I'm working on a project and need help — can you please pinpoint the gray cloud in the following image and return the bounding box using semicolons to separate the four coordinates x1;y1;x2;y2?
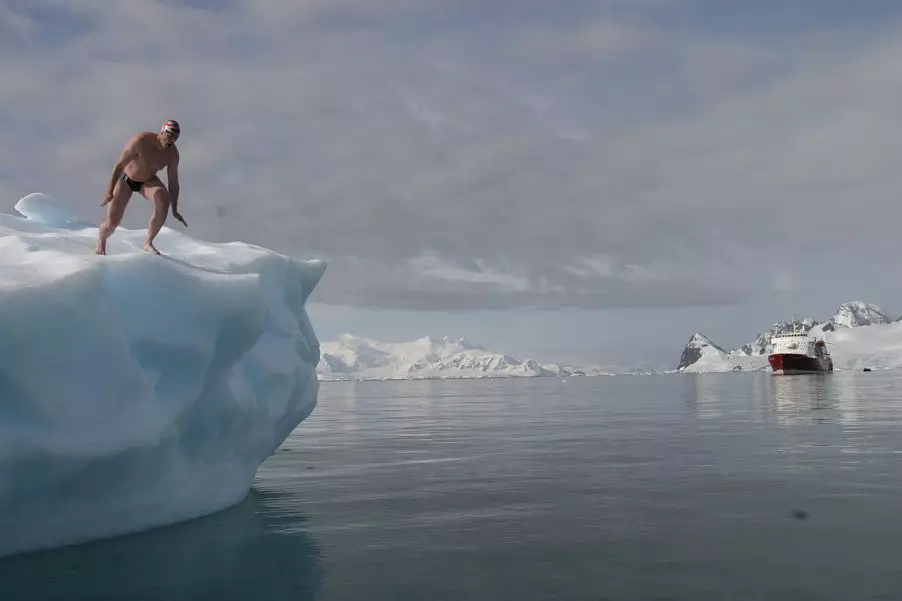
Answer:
2;1;902;310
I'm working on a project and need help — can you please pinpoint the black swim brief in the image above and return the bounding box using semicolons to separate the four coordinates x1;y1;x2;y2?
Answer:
121;172;145;193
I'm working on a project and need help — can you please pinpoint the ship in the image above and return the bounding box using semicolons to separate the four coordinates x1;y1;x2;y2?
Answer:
767;332;833;374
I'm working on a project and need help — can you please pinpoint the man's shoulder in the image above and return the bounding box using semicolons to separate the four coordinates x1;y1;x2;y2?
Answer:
127;131;156;146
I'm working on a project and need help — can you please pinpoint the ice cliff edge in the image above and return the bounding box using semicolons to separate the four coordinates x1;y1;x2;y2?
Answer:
0;193;326;557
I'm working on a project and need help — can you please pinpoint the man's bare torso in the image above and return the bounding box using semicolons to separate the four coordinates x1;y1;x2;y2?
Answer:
123;132;177;182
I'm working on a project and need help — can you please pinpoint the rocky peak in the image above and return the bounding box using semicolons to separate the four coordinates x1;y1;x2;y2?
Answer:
678;332;726;370
829;301;892;329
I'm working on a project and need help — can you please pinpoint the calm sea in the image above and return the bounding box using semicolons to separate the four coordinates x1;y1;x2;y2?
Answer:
4;372;902;600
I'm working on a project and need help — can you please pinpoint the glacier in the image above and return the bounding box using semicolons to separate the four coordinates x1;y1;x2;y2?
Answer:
0;193;326;558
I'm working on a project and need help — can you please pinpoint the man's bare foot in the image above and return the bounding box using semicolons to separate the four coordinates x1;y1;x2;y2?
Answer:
95;240;106;255
143;242;161;255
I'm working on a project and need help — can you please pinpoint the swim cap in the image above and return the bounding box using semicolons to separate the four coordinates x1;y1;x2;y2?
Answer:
161;119;180;137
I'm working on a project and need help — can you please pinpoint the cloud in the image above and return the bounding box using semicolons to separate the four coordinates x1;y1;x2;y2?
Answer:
772;273;794;294
498;18;660;65
2;1;902;311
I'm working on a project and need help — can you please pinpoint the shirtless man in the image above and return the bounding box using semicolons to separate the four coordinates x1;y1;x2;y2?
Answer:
96;119;187;255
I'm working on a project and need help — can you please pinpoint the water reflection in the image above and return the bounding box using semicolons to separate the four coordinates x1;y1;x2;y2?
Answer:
0;489;323;601
681;370;902;430
680;372;770;421
768;374;839;424
770;370;902;427
679;373;726;419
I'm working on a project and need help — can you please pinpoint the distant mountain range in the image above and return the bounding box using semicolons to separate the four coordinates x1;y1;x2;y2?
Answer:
316;301;902;380
316;334;617;380
677;301;902;373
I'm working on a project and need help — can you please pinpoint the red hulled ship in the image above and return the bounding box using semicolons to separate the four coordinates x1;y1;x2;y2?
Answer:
767;332;833;374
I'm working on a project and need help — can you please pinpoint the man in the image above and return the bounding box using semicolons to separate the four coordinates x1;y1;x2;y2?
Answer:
95;119;188;255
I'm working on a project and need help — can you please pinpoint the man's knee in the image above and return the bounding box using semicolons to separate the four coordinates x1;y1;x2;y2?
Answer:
152;189;171;212
104;208;124;230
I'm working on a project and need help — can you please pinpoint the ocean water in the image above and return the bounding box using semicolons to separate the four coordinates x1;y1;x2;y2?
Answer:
4;371;902;600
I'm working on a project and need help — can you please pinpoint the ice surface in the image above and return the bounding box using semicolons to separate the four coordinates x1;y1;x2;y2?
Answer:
0;194;326;557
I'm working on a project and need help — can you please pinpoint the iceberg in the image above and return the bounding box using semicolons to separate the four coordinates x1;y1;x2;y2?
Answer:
0;193;326;558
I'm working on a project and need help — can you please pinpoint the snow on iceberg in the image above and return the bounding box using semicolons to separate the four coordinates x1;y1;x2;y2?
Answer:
0;193;326;558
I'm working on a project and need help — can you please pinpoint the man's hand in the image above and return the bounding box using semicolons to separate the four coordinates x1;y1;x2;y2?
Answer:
101;192;113;206
172;211;188;227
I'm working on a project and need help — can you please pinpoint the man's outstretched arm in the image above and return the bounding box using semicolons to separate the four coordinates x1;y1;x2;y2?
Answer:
168;149;186;226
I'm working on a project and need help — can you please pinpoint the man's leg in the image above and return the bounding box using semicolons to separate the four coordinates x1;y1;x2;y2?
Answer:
140;177;170;255
96;179;132;255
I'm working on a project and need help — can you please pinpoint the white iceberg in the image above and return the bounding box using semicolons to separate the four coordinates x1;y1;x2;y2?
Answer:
0;193;325;558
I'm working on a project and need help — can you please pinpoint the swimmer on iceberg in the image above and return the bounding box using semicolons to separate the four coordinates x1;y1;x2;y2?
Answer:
96;119;188;255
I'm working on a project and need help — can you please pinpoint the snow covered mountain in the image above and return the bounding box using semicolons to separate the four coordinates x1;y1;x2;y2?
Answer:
826;301;892;329
678;333;770;373
677;300;901;373
317;334;614;380
678;333;727;371
733;318;818;357
724;301;893;358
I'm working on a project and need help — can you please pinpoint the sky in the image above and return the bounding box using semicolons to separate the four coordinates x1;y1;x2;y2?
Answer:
3;0;902;368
